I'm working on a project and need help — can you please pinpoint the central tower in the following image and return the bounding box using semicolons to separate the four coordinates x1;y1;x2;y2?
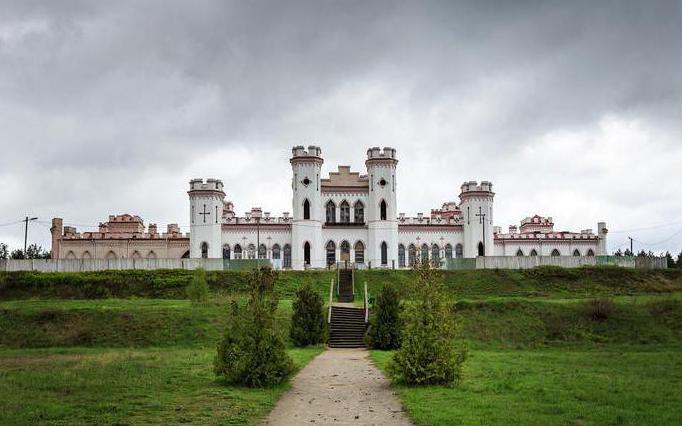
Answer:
290;145;324;269
366;147;398;268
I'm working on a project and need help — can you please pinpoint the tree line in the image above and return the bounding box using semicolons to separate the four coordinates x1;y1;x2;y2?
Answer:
612;248;682;268
0;243;51;260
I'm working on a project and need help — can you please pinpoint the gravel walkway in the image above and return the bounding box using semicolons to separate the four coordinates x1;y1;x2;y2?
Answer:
261;349;413;425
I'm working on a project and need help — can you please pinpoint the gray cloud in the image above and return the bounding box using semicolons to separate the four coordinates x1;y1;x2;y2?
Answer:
1;0;681;254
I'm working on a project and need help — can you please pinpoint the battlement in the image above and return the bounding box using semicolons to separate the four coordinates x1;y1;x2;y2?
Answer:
459;180;494;194
188;178;224;193
291;145;322;159
366;146;397;161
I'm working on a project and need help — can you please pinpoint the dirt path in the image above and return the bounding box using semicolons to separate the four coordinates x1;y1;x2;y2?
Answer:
261;349;413;425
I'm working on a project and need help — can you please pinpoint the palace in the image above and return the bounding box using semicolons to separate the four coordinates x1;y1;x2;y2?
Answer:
51;146;608;269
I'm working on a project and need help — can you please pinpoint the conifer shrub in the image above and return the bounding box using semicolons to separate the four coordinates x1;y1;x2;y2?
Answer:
290;281;327;346
366;283;402;350
186;268;209;304
214;268;294;387
389;258;467;385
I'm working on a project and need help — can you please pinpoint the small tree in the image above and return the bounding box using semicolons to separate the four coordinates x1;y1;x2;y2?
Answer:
186;268;209;304
665;251;675;268
389;257;467;385
0;243;8;260
214;268;293;387
10;249;25;260
677;251;682;269
290;282;327;346
366;283;402;350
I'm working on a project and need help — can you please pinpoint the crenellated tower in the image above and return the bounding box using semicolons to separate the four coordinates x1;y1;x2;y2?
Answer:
365;147;399;267
597;221;608;255
188;178;225;258
290;145;324;268
459;181;495;258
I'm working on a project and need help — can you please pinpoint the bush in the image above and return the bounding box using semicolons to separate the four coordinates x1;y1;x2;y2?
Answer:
585;298;615;321
214;268;294;387
186;268;209;304
366;283;402;350
290;282;327;346
389;258;467;385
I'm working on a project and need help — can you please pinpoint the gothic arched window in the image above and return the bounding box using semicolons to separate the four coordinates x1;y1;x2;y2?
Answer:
258;244;267;259
304;242;311;265
222;244;231;259
408;244;417;266
586;249;595;256
326;200;336;224
354;241;365;264
247;244;256;259
398;244;406;267
201;242;209;259
354;201;364;223
272;244;281;260
381;242;388;265
573;249;581;256
303;199;311;220
284;244;292;268
340;201;350;223
529;249;538;256
477;242;484;257
380;200;387;220
421;244;429;261
234;244;242;259
551;249;561;257
445;244;453;259
516;249;524;256
431;244;440;265
326;240;336;266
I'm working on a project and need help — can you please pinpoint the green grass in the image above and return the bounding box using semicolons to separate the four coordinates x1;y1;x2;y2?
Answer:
0;346;323;425
371;347;682;425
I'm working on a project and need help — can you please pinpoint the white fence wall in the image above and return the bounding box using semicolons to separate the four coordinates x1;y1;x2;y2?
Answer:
0;258;227;272
474;256;666;270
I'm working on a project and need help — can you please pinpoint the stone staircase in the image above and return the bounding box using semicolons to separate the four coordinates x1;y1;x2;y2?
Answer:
328;305;367;348
338;268;353;302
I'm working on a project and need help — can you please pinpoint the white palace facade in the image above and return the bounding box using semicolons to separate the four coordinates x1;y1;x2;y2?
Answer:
52;146;608;269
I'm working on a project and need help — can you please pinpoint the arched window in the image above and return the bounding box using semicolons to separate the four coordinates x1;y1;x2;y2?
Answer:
304;242;311;266
147;251;157;260
283;244;292;268
258;244;267;259
455;244;463;259
303;199;311;220
354;201;364;223
234;244;242;259
272;244;281;260
340;201;350;224
408;244;417;266
477;242;484;257
381;242;388;265
586;249;595;256
201;242;209;259
131;250;142;260
181;250;190;259
398;244;406;267
326;200;336;223
516;249;524;256
421;244;429;261
529;249;538;256
326;240;336;266
340;240;351;262
380;200;387;220
573;249;581;256
66;251;76;260
104;250;117;260
445;244;453;259
551;249;561;257
431;244;440;265
82;251;92;260
354;241;365;264
247;244;256;259
222;244;230;259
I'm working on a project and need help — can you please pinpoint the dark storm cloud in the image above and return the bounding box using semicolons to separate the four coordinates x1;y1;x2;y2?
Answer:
1;0;681;253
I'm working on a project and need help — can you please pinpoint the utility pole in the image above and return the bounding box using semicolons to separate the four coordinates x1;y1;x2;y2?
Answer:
23;216;38;256
475;207;486;256
628;236;634;256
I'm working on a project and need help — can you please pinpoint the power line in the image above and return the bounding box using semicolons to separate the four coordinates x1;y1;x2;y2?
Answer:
632;228;682;247
609;219;682;233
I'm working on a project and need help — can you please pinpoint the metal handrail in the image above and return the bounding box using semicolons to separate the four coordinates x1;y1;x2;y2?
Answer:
328;278;334;324
364;281;369;323
351;265;355;296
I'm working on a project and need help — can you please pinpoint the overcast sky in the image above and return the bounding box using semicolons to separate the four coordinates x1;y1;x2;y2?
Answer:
1;0;681;255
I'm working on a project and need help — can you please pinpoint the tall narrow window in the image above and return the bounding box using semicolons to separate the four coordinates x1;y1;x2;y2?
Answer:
284;244;292;268
408;244;416;266
445;244;453;259
340;201;350;223
222;244;230;259
272;244;281;260
551;249;561;257
398;244;405;267
354;201;364;223
516;249;524;256
478;242;484;257
304;242;311;265
258;244;267;259
247;244;256;259
529;249;538;256
326;240;336;266
354;241;365;264
421;244;429;261
573;249;581;256
455;244;463;258
303;199;311;220
431;244;440;265
381;242;388;265
201;242;209;259
380;200;387;220
234;244;242;259
326;200;336;224
586;249;595;256
340;240;351;261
